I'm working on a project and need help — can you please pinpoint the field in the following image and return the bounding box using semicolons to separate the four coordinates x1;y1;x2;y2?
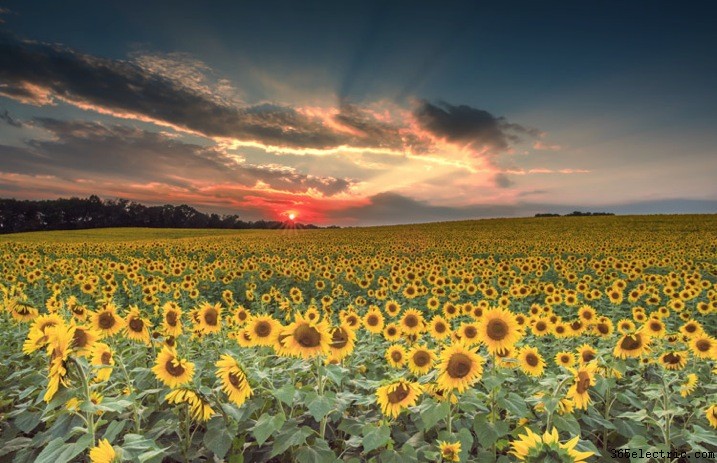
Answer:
0;215;716;463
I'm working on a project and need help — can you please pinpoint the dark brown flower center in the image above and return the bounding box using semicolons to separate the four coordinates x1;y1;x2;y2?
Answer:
486;319;508;341
596;323;609;335
387;327;397;336
204;308;218;326
229;371;243;388
525;353;539;367
464;326;477;338
129;317;144;332
576;371;591;394
391;350;403;362
535;321;547;332
166;311;178;326
649;321;661;332
620;334;642;351
237;311;247;321
165;359;185;377
404;315;418;328
663;352;682;364
685;323;697;333
447;353;472;378
295;323;321;348
413;350;431;367
367;314;379;326
696;339;711;352
581;350;595;362
101;351;112;365
434;321;446;333
98;311;116;329
255;321;271;337
387;383;410;404
73;329;88;348
331;328;349;349
560;355;570;364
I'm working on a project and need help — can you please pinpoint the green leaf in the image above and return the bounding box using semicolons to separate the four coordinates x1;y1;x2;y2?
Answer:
457;427;474;462
274;383;296;406
204;417;234;458
307;395;334;422
138;448;167;463
687;424;717;447
102;420;126;443
553;414;580;436
35;435;91;463
252;413;286;446
419;401;450;431
15;411;41;433
296;438;337;463
270;425;313;457
473;415;509;448
324;364;345;386
362;424;391;453
499;393;530;418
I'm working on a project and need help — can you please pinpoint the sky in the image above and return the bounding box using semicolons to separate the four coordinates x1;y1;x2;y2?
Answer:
0;1;716;226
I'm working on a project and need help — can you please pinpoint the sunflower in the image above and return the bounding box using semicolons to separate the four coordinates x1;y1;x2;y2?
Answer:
216;355;253;407
383;323;401;342
235;328;254;348
90;342;114;382
386;344;407;368
518;346;545;377
425;383;458;404
363;308;385;334
426;315;451;341
91;303;124;338
233;306;250;326
246;315;281;347
477;308;522;354
436;343;484;392
124;306;151;344
376;379;422;418
399;308;425;336
385;300;401;318
592;318;613;338
328;324;356;361
152;346;195;388
552;322;570;339
161;302;183;337
659;351;688;371
70;323;100;357
613;332;650;359
407;345;436;376
555;351;576;369
165;388;215;421
510;427;593;462
566;362;597;410
690;335;716;359
577;344;597;365
680;373;698;398
438;441;461;462
457;322;481;346
706;404;717;429
643;318;666;338
196;302;222;334
616;318;636;334
280;313;331;359
578;306;596;324
89;438;119;463
44;324;73;402
531;318;550;337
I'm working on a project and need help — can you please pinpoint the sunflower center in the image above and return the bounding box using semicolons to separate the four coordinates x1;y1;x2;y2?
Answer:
581;350;595;362
165;359;186;377
620;334;642;351
101;351;112;365
255;321;271;337
387;327;397;336
166;311;178;326
685;324;697;333
387;383;410;404
536;322;547;332
696;339;711;352
447;353;472;378
73;329;88;348
237;311;247;321
560;355;570;364
576;371;591;394
663;352;682;364
404;315;418;328
367;315;379;326
525;353;539;367
331;329;349;349
391;350;403;362
165;336;176;347
486;319;508;341
228;372;243;388
597;323;609;335
129;318;144;332
295;323;321;348
413;351;430;367
98;312;116;329
434;321;446;333
464;326;478;338
649;322;661;332
204;308;218;326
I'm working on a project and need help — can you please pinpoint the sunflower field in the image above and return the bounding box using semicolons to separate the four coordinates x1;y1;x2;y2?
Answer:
0;216;716;463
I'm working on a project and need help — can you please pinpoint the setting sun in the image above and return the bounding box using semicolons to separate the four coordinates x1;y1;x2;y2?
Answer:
288;212;296;221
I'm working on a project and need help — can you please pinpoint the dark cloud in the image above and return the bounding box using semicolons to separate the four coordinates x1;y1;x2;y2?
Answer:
0;108;22;127
0;32;413;152
493;173;513;188
0;118;351;196
413;100;539;152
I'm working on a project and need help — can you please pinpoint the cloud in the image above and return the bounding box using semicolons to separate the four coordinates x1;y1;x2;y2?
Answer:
412;100;539;152
0;118;352;198
493;173;514;188
0;108;22;127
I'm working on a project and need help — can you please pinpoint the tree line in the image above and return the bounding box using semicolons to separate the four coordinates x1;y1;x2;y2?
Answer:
534;211;615;217
0;196;321;234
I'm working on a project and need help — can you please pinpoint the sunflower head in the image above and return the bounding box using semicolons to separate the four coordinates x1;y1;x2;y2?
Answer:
152;346;195;388
375;379;422;418
437;343;484;392
280;313;330;359
216;354;253;407
478;308;522;353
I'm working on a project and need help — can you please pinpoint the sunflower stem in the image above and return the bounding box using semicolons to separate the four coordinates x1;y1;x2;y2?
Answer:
73;358;95;447
315;356;327;439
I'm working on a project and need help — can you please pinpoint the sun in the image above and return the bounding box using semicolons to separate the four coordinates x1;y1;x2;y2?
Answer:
288;212;296;221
